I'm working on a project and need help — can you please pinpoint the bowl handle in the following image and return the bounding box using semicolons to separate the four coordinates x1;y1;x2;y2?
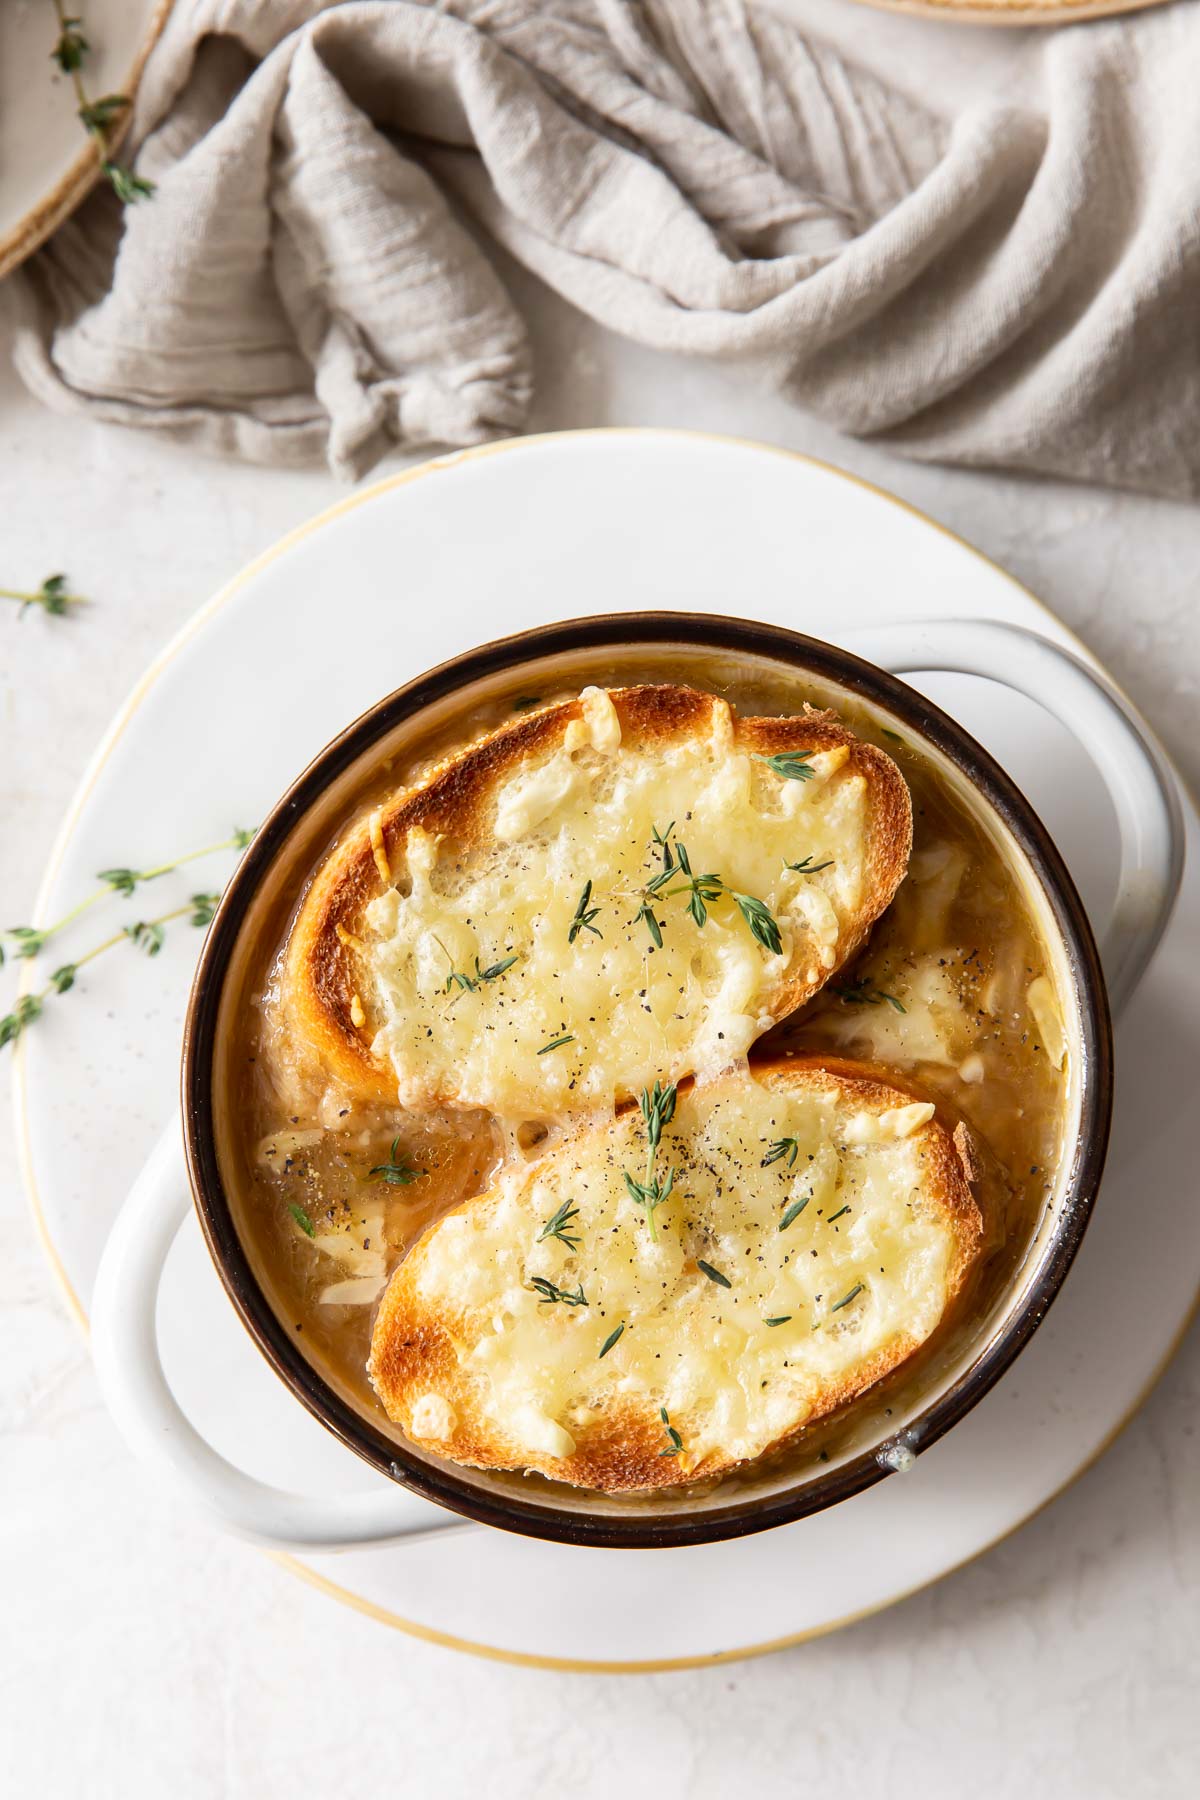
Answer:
846;619;1184;1015
91;1118;469;1551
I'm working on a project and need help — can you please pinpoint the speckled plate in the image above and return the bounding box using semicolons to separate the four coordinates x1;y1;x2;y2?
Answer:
15;431;1200;1669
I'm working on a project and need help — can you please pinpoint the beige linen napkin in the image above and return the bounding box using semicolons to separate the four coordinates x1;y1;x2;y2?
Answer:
11;0;1200;495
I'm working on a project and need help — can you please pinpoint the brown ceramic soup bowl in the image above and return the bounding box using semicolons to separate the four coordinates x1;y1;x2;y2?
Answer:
125;610;1134;1551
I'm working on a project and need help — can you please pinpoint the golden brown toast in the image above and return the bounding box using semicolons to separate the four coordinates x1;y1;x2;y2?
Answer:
279;686;912;1116
369;1057;981;1492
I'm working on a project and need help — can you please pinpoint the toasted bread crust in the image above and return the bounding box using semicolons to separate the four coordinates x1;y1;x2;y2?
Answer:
281;687;913;1108
369;1056;981;1493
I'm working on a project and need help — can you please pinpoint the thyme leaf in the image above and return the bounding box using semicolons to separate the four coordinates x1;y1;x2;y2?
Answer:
0;995;42;1049
731;890;782;956
640;1078;678;1153
784;855;834;874
530;1276;588;1307
833;977;906;1013
78;93;129;131
635;899;663;948
443;951;518;994
537;1198;581;1250
658;1406;684;1457
598;1322;625;1359
123;920;165;957
288;1203;315;1238
568;880;602;944
830;1282;864;1312
696;1259;731;1289
102;161;154;205
754;750;816;782
0;573;86;617
537;1033;575;1055
369;1137;425;1186
779;1194;811;1231
189;892;220;927
51;14;88;73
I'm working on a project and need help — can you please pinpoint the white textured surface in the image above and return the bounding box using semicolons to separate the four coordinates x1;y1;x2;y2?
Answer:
3;213;1200;1792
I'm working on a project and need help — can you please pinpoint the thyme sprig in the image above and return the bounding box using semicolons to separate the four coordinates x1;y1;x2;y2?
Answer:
622;1079;678;1243
0;573;87;618
832;976;906;1014
658;1406;684;1458
784;854;834;874
568;881;602;944
645;826;783;956
1;829;254;1048
439;948;518;995
50;1;154;206
629;821;677;946
530;1276;588;1307
0;896;217;1049
537;1198;581;1250
763;1136;800;1168
1;829;254;963
369;1137;425;1187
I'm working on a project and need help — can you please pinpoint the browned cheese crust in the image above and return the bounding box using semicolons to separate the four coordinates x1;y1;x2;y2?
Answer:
368;1057;981;1493
279;687;913;1108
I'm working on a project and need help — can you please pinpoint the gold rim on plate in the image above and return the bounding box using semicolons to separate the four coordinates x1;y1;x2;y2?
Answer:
850;0;1170;24
14;428;1199;1672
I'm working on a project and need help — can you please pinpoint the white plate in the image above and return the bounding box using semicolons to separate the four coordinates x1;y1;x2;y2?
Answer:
0;0;168;280
15;430;1199;1669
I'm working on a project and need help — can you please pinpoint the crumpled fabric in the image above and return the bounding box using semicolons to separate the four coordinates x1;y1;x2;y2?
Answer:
12;0;1200;494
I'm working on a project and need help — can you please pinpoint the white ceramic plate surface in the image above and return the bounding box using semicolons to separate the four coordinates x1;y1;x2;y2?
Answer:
16;430;1200;1669
0;0;167;279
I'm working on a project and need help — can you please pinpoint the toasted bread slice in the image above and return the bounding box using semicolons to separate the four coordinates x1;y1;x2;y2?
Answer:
369;1057;981;1492
281;686;911;1116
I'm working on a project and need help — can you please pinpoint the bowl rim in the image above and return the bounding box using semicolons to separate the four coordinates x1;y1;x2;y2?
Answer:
181;611;1113;1549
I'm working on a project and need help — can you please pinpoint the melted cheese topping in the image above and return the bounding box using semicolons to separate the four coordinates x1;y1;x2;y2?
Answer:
391;1077;963;1474
362;692;873;1113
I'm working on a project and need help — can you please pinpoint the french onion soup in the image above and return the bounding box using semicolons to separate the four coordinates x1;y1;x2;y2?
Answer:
215;652;1072;1496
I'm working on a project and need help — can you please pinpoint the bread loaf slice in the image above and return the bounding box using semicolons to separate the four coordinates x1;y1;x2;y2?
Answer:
369;1057;981;1491
280;685;911;1115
